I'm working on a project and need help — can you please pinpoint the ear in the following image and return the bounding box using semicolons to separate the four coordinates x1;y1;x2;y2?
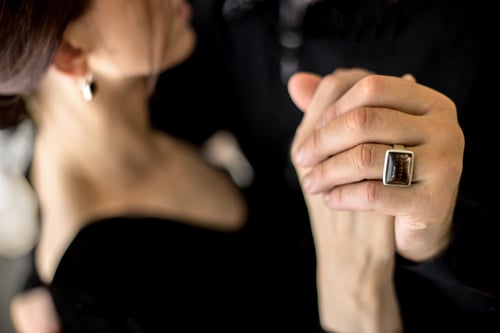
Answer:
52;39;88;77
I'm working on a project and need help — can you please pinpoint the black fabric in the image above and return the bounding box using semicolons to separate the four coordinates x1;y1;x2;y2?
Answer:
50;217;320;332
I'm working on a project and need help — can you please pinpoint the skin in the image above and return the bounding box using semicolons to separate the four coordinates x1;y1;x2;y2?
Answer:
290;68;464;263
10;287;62;333
31;0;247;284
289;68;463;331
289;69;403;333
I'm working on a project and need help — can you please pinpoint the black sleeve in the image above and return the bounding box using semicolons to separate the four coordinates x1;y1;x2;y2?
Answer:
400;15;499;329
395;192;500;332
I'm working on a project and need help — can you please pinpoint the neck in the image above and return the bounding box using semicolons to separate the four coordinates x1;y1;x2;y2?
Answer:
29;71;247;284
29;69;167;194
33;69;155;135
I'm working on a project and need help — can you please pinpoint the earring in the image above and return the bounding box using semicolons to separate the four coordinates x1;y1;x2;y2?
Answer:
79;73;97;102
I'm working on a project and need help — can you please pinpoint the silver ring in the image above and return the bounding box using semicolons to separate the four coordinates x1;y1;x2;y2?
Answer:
382;144;414;187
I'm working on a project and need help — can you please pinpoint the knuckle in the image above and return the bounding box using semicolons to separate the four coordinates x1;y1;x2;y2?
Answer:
357;74;387;99
322;104;338;124
362;181;380;204
327;186;343;206
310;129;323;152
345;107;377;135
312;160;329;186
356;144;377;171
439;94;458;116
321;73;351;95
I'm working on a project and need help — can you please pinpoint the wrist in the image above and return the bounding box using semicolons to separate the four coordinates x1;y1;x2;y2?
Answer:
317;263;402;333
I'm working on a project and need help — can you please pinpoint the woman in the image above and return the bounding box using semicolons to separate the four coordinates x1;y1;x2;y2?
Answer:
3;0;248;331
2;0;401;332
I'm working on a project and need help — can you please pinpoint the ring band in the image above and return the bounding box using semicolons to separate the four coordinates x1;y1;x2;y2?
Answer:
383;144;414;187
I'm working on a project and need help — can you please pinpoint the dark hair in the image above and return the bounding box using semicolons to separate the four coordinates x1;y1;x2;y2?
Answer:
0;0;91;128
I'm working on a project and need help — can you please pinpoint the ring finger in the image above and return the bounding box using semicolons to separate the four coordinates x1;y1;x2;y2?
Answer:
301;143;422;194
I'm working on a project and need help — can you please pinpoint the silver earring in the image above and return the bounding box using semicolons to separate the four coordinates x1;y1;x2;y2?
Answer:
79;73;97;102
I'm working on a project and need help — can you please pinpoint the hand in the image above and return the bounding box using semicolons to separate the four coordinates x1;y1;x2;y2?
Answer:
289;69;402;333
289;68;464;262
10;287;62;333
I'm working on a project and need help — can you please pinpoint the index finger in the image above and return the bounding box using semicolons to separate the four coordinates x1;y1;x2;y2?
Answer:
331;74;456;118
289;68;372;151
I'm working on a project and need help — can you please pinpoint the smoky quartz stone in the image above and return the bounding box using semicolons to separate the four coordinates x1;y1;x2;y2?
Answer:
383;149;414;186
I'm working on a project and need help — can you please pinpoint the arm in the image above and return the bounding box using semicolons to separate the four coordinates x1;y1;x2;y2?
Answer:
10;286;62;333
290;69;462;264
289;69;402;333
289;68;499;329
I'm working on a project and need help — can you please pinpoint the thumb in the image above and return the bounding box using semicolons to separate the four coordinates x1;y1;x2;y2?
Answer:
287;72;322;112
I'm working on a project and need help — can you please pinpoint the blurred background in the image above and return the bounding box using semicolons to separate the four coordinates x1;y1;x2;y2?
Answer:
0;254;31;333
1;119;38;333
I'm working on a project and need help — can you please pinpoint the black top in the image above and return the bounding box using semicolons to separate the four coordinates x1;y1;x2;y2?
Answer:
50;217;320;332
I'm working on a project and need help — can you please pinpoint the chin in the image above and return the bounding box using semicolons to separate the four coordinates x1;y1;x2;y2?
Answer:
161;28;197;72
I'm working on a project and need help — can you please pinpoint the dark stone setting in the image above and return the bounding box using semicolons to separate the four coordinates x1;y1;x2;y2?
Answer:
383;149;414;186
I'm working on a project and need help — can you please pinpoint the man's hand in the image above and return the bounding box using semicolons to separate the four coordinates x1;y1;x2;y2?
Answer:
289;68;402;333
289;68;464;262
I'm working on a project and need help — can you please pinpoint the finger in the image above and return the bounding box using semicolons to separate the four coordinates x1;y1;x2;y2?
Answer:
320;179;455;263
329;74;456;119
10;287;62;333
301;125;464;194
321;180;413;215
321;169;458;223
301;127;461;198
290;68;372;159
303;143;417;195
287;72;322;112
314;73;418;128
297;107;423;167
